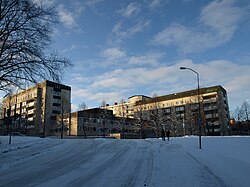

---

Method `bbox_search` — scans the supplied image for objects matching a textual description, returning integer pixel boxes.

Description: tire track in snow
[186,152,228,187]
[0,139,110,187]
[120,140,154,187]
[67,140,132,187]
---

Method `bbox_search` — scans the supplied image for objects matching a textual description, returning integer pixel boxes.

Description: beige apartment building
[107,85,230,136]
[1,80,71,136]
[57,108,146,139]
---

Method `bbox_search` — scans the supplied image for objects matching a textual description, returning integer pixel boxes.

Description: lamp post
[180,67,202,149]
[61,100,64,139]
[3,93,12,144]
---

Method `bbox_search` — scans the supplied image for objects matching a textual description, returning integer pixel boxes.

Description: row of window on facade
[113,95,221,114]
[16,91,38,103]
[51,93,62,114]
[4,105,36,117]
[77,118,135,126]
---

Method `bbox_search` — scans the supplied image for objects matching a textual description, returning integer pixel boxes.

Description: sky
[40,0,250,111]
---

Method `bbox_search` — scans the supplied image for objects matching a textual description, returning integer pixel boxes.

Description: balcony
[204,106,217,111]
[205,113,219,119]
[28,102,35,107]
[27,109,35,115]
[203,98,217,104]
[27,117,34,121]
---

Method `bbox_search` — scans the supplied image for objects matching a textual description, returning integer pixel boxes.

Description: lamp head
[180,67,187,70]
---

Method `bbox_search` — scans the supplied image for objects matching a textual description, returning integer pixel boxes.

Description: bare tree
[184,102,196,135]
[99,99,109,138]
[0,0,70,92]
[231,107,242,122]
[0,101,2,118]
[78,101,88,111]
[147,94,164,137]
[183,95,205,136]
[117,98,126,138]
[164,106,184,136]
[134,104,145,139]
[241,101,250,121]
[230,102,250,135]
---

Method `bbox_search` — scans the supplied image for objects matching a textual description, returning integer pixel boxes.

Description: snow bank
[176,136,250,187]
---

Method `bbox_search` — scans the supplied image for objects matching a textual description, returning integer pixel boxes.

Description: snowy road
[0,136,249,187]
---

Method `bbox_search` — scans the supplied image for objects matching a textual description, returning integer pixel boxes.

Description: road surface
[0,137,228,187]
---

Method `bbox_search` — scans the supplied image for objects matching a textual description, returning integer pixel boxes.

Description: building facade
[107,95,151,118]
[59,108,143,139]
[1,80,71,136]
[107,85,230,136]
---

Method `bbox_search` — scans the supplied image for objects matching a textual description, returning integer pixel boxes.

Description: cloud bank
[153,0,246,54]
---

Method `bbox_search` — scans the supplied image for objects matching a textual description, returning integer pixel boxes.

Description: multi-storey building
[107,95,151,118]
[59,108,143,139]
[107,85,230,136]
[0,80,71,135]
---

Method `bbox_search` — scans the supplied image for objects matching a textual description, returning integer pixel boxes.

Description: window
[53,95,61,99]
[176,106,184,112]
[176,113,184,118]
[53,87,61,92]
[164,108,171,113]
[53,91,61,96]
[53,103,61,107]
[52,110,60,114]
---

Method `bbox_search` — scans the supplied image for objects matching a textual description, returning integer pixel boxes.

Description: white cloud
[71,87,91,99]
[62,44,88,53]
[153,24,217,54]
[177,60,250,109]
[128,20,151,35]
[225,75,250,93]
[56,1,87,29]
[70,73,90,83]
[85,0,104,7]
[72,59,250,109]
[128,52,163,66]
[153,0,246,54]
[148,0,165,9]
[110,20,151,44]
[71,86,123,107]
[72,1,86,16]
[118,2,141,18]
[57,5,76,28]
[92,77,133,89]
[32,0,55,6]
[200,0,243,33]
[71,103,78,112]
[101,47,126,61]
[91,92,123,105]
[200,60,250,92]
[90,65,183,91]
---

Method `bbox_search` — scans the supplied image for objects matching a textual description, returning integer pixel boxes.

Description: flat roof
[128,95,151,99]
[136,85,226,105]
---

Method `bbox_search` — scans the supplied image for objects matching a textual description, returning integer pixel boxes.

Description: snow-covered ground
[0,135,249,187]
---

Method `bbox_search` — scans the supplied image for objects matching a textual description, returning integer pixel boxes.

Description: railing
[203,98,217,103]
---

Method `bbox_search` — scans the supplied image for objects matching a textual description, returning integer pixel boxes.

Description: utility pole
[61,101,64,139]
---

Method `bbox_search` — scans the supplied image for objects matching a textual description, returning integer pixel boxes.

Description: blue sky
[42,0,250,111]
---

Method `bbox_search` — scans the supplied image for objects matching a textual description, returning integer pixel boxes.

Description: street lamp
[3,93,12,144]
[180,67,202,149]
